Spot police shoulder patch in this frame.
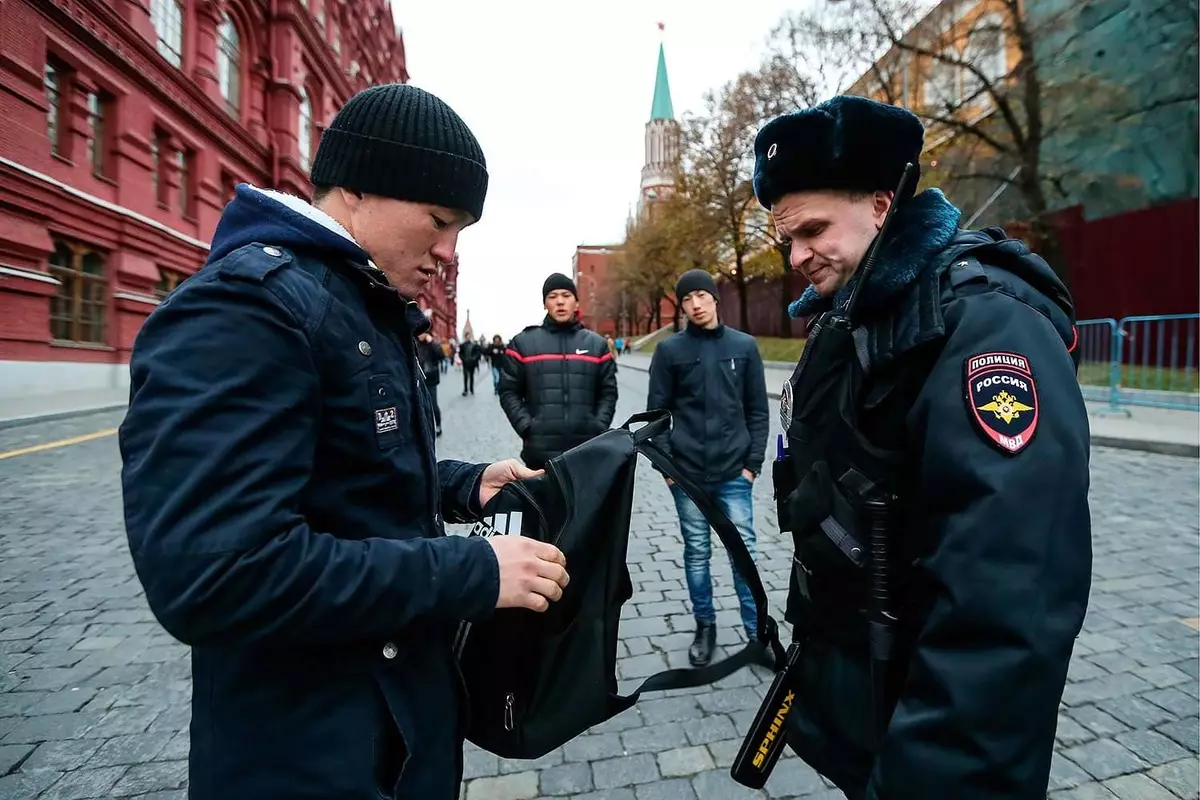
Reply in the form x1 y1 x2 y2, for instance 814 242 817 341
964 351 1039 455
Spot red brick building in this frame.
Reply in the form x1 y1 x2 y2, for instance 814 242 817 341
0 0 457 400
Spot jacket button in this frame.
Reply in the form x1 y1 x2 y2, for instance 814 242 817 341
263 246 282 257
382 642 398 659
358 341 373 356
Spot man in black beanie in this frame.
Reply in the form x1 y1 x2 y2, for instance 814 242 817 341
499 272 618 469
646 268 769 667
745 95 1089 799
119 84 571 800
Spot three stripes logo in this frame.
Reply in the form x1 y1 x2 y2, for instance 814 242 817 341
469 511 524 539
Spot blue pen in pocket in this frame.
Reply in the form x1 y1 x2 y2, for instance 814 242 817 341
772 433 795 532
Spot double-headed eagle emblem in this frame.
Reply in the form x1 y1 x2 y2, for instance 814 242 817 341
976 390 1034 425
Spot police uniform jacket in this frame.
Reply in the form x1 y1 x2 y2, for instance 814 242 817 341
119 186 500 799
780 193 1092 799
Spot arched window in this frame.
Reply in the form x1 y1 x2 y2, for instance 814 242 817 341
150 0 184 67
298 87 313 170
216 12 241 117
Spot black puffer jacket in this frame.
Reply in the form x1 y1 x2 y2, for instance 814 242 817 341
499 317 618 467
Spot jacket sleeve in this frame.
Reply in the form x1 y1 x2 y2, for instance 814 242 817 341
742 341 770 475
119 273 500 650
439 459 486 523
645 345 674 459
594 344 619 428
498 340 534 437
866 291 1092 799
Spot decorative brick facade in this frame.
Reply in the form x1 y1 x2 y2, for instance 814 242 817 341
0 0 457 398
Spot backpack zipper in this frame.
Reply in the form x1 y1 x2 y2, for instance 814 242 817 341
504 692 515 731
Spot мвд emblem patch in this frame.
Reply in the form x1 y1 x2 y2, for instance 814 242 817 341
964 351 1038 454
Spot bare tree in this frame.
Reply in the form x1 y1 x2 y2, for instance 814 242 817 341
679 58 816 330
769 0 1197 285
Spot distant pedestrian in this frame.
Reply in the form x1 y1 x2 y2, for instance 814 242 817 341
118 83 568 800
614 336 624 355
485 334 506 394
460 337 481 395
646 268 769 667
499 273 618 469
417 331 445 436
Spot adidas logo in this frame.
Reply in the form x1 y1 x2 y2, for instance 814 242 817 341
469 511 523 538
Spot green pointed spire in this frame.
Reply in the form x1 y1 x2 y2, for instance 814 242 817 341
650 43 674 121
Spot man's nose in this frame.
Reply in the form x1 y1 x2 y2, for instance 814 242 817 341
790 244 812 272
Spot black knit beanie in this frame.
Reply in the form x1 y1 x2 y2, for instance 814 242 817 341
542 273 577 299
310 84 489 221
675 269 718 302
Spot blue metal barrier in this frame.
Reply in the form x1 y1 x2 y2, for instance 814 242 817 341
1075 319 1119 407
1075 314 1199 412
1114 314 1199 411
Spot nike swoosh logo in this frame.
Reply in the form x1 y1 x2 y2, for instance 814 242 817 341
576 349 588 355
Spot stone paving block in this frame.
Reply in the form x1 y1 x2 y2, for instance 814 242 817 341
591 752 659 789
538 762 593 796
1132 664 1192 689
37 766 127 800
1048 784 1120 799
84 733 168 768
563 732 627 763
1049 747 1098 792
657 745 714 777
683 714 737 746
1146 757 1200 798
23 688 97 716
1064 674 1155 707
692 768 767 799
464 771 539 800
696 687 763 715
0 769 62 798
1062 739 1151 781
1140 687 1198 719
1113 729 1191 767
1153 715 1199 754
1058 714 1097 746
1097 696 1177 730
108 759 187 796
635 778 699 800
638 697 701 726
1071 706 1134 738
0 742 34 775
1100 772 1179 800
762 757 826 797
622 722 689 755
1 712 99 744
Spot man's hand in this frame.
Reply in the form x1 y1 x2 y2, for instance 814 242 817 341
489 537 569 612
742 468 756 482
479 459 543 507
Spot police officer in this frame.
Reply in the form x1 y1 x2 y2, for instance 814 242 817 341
751 95 1091 798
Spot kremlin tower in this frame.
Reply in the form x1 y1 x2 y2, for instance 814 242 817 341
637 26 681 219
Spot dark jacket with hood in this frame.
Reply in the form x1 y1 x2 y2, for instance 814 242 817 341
498 316 618 467
646 322 770 484
119 185 500 800
777 189 1091 800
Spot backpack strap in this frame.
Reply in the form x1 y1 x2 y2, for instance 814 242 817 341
620 438 788 703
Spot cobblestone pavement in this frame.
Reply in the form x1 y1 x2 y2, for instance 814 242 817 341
0 365 1196 800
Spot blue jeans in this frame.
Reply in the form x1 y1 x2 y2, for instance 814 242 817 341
669 476 758 637
491 365 501 393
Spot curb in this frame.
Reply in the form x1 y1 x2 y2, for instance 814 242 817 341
0 403 127 432
620 361 1199 459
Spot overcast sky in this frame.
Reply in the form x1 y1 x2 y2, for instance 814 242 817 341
394 1 811 340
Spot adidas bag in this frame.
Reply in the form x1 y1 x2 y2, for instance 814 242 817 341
454 410 786 760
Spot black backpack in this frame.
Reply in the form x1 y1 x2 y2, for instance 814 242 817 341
454 410 786 759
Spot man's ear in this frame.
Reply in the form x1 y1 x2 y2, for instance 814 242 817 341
872 190 894 228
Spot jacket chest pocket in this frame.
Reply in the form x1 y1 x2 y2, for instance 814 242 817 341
369 374 409 451
719 356 749 391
